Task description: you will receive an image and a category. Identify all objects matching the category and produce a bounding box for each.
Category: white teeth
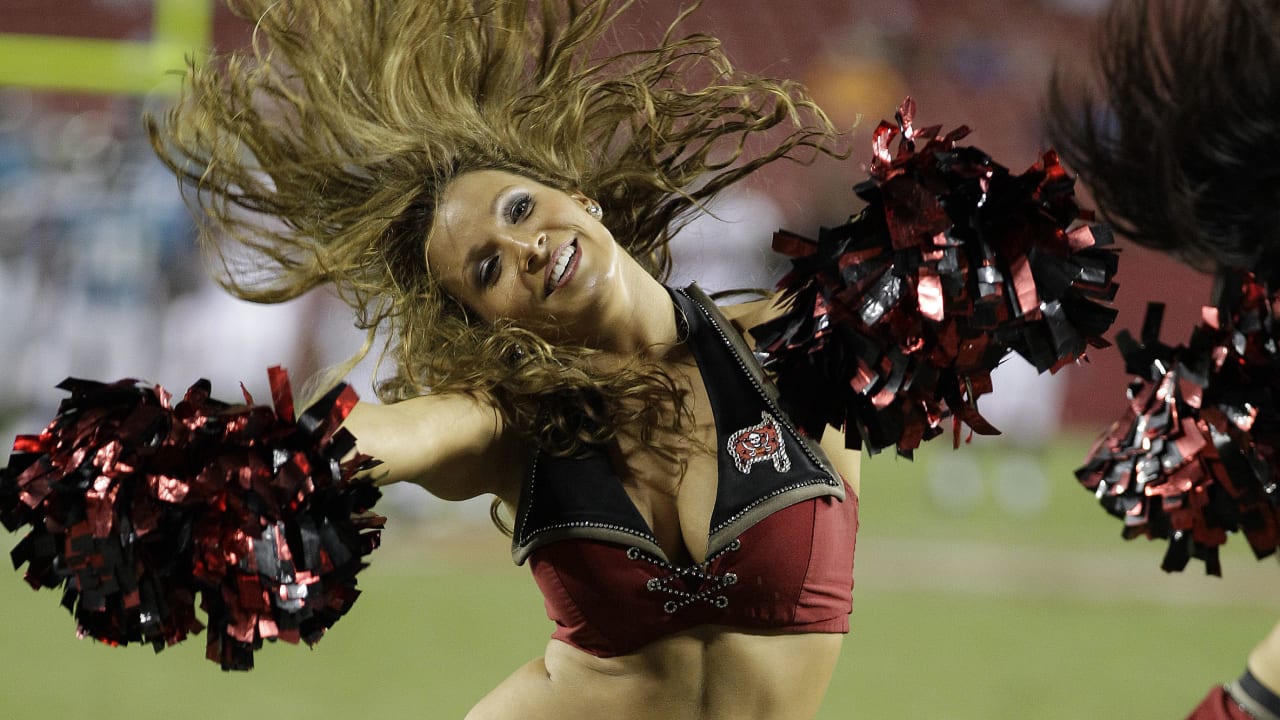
[550,243,576,287]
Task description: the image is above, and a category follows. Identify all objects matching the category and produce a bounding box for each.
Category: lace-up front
[628,539,742,614]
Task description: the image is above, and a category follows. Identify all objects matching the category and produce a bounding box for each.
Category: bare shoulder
[716,293,789,347]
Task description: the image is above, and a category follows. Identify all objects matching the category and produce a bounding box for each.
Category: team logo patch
[727,412,791,474]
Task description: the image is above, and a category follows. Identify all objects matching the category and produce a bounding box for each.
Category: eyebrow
[459,183,518,288]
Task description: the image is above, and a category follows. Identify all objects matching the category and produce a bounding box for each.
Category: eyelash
[505,193,532,223]
[479,255,500,287]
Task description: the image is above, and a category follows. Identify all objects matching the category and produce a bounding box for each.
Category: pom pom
[750,97,1120,455]
[1077,272,1280,575]
[0,366,384,670]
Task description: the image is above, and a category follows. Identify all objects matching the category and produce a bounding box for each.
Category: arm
[1248,622,1280,699]
[344,392,528,503]
[1186,622,1280,720]
[719,293,788,335]
[817,423,861,496]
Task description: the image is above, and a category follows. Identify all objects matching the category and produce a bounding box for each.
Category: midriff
[465,628,844,720]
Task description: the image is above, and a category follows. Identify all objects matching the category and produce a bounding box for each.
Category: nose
[515,232,549,274]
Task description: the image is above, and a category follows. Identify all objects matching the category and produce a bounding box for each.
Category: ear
[570,191,603,221]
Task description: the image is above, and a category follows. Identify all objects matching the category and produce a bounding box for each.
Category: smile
[546,239,579,296]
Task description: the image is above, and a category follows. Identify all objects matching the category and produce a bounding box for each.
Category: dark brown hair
[1046,0,1280,273]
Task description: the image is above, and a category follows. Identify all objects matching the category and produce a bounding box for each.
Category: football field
[2,436,1276,719]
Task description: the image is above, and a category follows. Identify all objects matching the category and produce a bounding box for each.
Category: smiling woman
[425,170,638,348]
[148,0,845,462]
[145,1,861,718]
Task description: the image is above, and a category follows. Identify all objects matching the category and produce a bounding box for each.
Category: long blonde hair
[148,0,847,454]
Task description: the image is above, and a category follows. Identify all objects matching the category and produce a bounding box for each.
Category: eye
[505,193,533,223]
[478,254,501,288]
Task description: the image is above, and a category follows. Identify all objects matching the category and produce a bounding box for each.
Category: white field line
[377,516,1279,609]
[855,536,1280,608]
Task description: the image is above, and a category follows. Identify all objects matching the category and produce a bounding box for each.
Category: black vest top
[511,284,844,565]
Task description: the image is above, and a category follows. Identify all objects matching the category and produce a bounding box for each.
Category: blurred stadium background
[0,1,1275,718]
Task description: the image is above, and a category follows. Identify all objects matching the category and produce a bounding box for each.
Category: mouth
[545,239,579,297]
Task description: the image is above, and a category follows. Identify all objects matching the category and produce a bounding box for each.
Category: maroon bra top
[510,286,859,658]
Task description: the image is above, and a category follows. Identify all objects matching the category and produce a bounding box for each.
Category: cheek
[461,282,533,326]
[429,265,488,324]
[426,254,485,321]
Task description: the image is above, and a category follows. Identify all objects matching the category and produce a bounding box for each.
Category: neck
[590,257,680,359]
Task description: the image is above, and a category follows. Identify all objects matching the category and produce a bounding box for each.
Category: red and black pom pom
[0,367,384,669]
[1078,272,1280,575]
[750,97,1120,456]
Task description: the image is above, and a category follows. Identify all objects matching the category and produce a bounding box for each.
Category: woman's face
[425,169,622,344]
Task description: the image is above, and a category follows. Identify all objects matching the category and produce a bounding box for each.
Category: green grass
[2,435,1276,718]
[835,591,1273,719]
[859,434,1129,549]
[0,563,545,719]
[1,561,1271,719]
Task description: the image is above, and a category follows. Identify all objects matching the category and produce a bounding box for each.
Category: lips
[545,239,579,296]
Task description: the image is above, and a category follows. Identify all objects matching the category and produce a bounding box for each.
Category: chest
[510,285,843,569]
[608,360,719,564]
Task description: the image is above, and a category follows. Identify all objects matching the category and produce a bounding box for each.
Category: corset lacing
[625,539,743,614]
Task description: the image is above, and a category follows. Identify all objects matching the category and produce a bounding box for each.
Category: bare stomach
[464,628,844,720]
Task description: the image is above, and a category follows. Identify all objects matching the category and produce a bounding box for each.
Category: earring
[586,201,603,220]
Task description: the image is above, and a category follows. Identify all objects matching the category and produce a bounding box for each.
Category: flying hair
[148,0,849,455]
